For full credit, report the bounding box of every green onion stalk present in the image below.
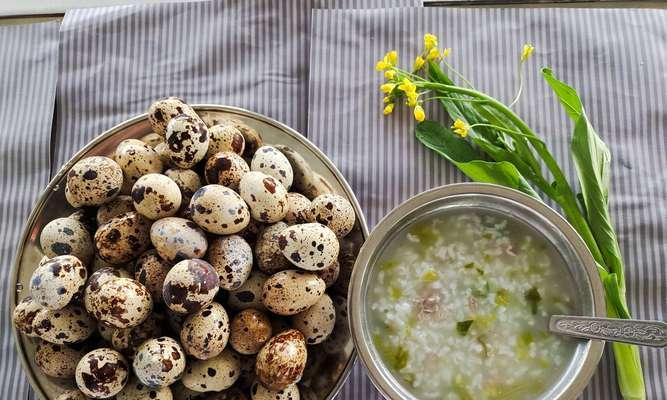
[375,35,645,399]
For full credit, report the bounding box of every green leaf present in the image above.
[542,68,583,120]
[456,320,474,336]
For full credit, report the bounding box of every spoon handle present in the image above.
[549,315,667,348]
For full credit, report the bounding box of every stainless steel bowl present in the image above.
[349,183,605,400]
[11,105,368,400]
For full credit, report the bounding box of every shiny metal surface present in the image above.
[10,105,368,400]
[550,315,667,348]
[349,183,606,400]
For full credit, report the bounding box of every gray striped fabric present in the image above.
[309,7,667,400]
[0,21,60,400]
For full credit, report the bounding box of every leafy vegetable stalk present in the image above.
[375,35,645,399]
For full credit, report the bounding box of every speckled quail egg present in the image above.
[111,312,163,356]
[33,305,95,344]
[189,185,250,235]
[204,151,249,191]
[255,329,307,390]
[229,308,272,355]
[140,132,164,148]
[40,217,94,264]
[255,222,291,275]
[98,323,114,342]
[278,223,339,271]
[182,348,240,393]
[291,294,335,345]
[35,341,84,379]
[207,124,246,157]
[94,211,151,265]
[134,249,172,301]
[251,146,293,190]
[163,259,219,314]
[66,156,124,207]
[261,270,325,316]
[237,218,264,243]
[131,173,182,220]
[239,171,288,223]
[228,271,268,311]
[154,142,174,167]
[84,267,131,314]
[250,381,300,400]
[284,193,313,225]
[166,115,209,168]
[133,336,186,388]
[13,296,42,337]
[310,194,355,238]
[164,168,202,201]
[150,217,208,262]
[93,277,153,329]
[116,377,173,400]
[207,235,252,290]
[300,173,334,200]
[55,389,88,400]
[321,295,349,355]
[274,145,313,195]
[115,139,164,185]
[215,118,262,159]
[148,97,200,137]
[180,302,229,360]
[315,259,339,288]
[96,195,134,225]
[76,348,129,398]
[30,254,87,310]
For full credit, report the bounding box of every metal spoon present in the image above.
[549,315,667,347]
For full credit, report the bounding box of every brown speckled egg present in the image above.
[250,381,300,400]
[284,193,313,225]
[204,152,249,191]
[30,254,87,310]
[207,124,246,157]
[55,389,87,400]
[214,118,263,159]
[133,337,186,388]
[164,168,202,202]
[310,194,355,238]
[237,218,264,243]
[13,296,42,337]
[166,115,209,168]
[148,97,200,137]
[116,377,173,400]
[114,138,164,187]
[140,132,164,148]
[255,329,306,390]
[189,185,250,235]
[180,302,229,360]
[134,249,172,301]
[75,348,128,398]
[96,195,134,225]
[93,278,153,329]
[274,145,313,195]
[40,217,94,264]
[84,267,131,314]
[35,340,84,379]
[315,259,339,288]
[33,305,95,344]
[291,294,335,345]
[261,270,325,316]
[111,313,163,357]
[182,348,240,393]
[94,211,151,265]
[65,156,123,208]
[229,309,272,355]
[300,173,334,200]
[131,173,182,220]
[251,146,293,190]
[278,223,339,271]
[239,171,288,223]
[163,259,219,314]
[150,217,208,262]
[207,235,252,290]
[255,222,291,275]
[228,271,268,311]
[154,142,174,168]
[97,323,114,342]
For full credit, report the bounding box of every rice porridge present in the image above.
[368,211,576,399]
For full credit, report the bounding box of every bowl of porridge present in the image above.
[349,183,605,400]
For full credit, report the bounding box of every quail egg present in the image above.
[97,323,114,342]
[229,308,272,355]
[255,329,307,390]
[55,390,88,400]
[180,302,230,360]
[133,337,186,388]
[274,145,313,196]
[300,173,334,200]
[94,211,151,265]
[35,341,84,379]
[216,118,262,159]
[75,348,129,398]
[278,223,339,271]
[207,235,252,290]
[189,184,250,235]
[227,271,268,311]
[65,156,124,208]
[96,195,134,225]
[92,277,153,329]
[291,294,335,345]
[148,97,200,137]
[131,173,182,219]
[111,313,163,356]
[40,217,94,264]
[255,222,291,275]
[140,132,164,148]
[310,194,355,238]
[204,151,249,190]
[134,249,172,301]
[114,138,164,186]
[154,142,174,167]
[181,348,240,393]
[239,171,288,223]
[164,168,202,201]
[84,267,131,314]
[163,259,219,314]
[250,381,300,400]
[30,254,87,310]
[207,124,246,157]
[237,218,264,243]
[261,270,325,316]
[251,145,293,190]
[12,296,42,337]
[33,305,95,344]
[284,193,313,225]
[150,217,208,262]
[315,259,339,288]
[166,115,209,168]
[116,377,173,400]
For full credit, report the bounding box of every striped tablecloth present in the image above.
[308,7,667,400]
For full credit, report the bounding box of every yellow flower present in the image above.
[424,33,438,51]
[384,70,396,80]
[383,96,391,103]
[398,78,417,94]
[426,47,440,61]
[383,103,395,115]
[452,118,469,138]
[521,43,535,63]
[380,83,396,93]
[414,104,426,122]
[375,60,389,71]
[413,56,425,71]
[442,48,451,58]
[406,91,418,107]
[386,50,398,66]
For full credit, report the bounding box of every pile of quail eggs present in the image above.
[13,98,360,400]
